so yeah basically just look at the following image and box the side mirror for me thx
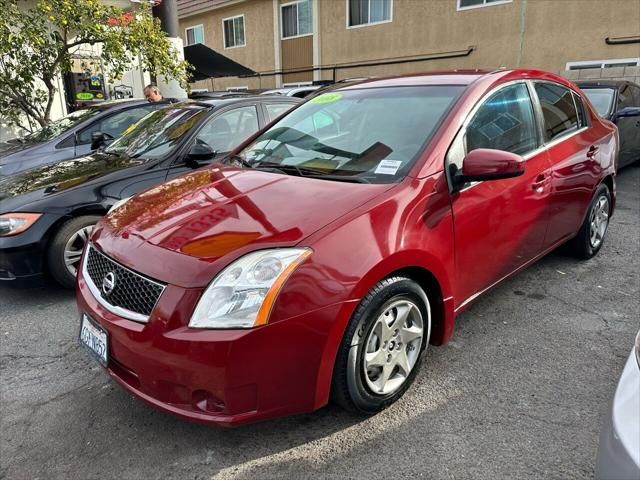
[454,148,525,186]
[90,131,113,150]
[613,106,640,120]
[186,143,215,166]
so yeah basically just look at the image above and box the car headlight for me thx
[0,213,42,237]
[189,248,312,329]
[108,196,132,214]
[635,330,640,369]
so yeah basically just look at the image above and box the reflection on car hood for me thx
[0,152,145,202]
[0,140,38,158]
[101,167,391,264]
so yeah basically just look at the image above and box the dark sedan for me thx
[0,99,176,178]
[577,80,640,169]
[0,96,300,288]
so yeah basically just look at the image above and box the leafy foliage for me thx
[0,0,190,130]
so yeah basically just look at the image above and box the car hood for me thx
[0,152,146,210]
[95,166,392,288]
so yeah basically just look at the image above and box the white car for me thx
[595,330,640,479]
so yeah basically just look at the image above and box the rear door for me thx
[534,82,601,247]
[448,81,551,306]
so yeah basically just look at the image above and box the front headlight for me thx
[189,248,312,329]
[0,213,42,237]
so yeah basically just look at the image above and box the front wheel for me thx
[331,277,431,415]
[47,215,101,288]
[568,183,611,259]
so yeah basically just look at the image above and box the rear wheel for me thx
[47,215,101,288]
[568,183,611,259]
[331,277,431,415]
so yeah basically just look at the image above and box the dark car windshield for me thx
[21,108,102,143]
[235,85,464,183]
[105,106,207,159]
[581,87,616,117]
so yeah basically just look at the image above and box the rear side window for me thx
[618,84,633,109]
[265,103,296,122]
[466,83,538,156]
[534,82,579,141]
[572,92,588,128]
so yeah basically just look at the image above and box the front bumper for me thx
[77,271,348,427]
[0,212,62,285]
[595,349,640,479]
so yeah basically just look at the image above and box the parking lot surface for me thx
[1,164,638,480]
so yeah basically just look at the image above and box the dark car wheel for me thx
[569,183,611,259]
[331,276,431,415]
[47,215,101,289]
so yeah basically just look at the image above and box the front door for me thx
[616,83,640,167]
[448,82,552,307]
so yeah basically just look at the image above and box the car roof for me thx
[86,99,155,111]
[575,79,638,89]
[197,95,301,107]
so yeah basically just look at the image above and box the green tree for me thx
[0,0,190,131]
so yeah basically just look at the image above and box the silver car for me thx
[595,330,640,479]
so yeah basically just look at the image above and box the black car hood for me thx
[0,152,147,209]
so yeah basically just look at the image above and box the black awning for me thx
[183,43,255,81]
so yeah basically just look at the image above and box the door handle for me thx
[586,145,599,158]
[532,173,547,191]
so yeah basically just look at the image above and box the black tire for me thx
[568,183,611,259]
[47,215,101,289]
[331,276,431,415]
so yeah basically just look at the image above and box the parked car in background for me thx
[75,70,617,427]
[577,80,640,169]
[260,85,321,98]
[595,330,640,479]
[0,99,175,177]
[0,96,300,288]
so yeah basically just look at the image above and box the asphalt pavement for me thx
[1,164,638,480]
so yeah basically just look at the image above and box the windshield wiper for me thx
[253,161,370,183]
[225,153,254,169]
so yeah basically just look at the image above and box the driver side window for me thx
[448,83,538,172]
[195,106,259,153]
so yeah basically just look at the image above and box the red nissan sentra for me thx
[77,70,617,427]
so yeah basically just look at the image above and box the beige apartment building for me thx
[177,0,640,91]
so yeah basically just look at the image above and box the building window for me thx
[566,58,640,70]
[281,0,312,39]
[223,15,245,49]
[185,25,204,45]
[348,0,392,27]
[457,0,512,11]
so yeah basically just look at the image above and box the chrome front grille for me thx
[83,245,165,322]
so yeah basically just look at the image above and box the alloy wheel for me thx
[589,196,609,249]
[362,299,424,395]
[63,225,94,277]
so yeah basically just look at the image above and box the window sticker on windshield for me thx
[310,92,342,104]
[123,123,137,135]
[375,159,402,175]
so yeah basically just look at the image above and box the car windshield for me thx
[581,88,616,117]
[235,85,465,183]
[105,106,207,159]
[20,108,101,143]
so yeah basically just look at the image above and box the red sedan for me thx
[77,69,617,426]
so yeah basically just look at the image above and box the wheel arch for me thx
[314,253,456,410]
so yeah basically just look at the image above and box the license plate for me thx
[79,314,108,367]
